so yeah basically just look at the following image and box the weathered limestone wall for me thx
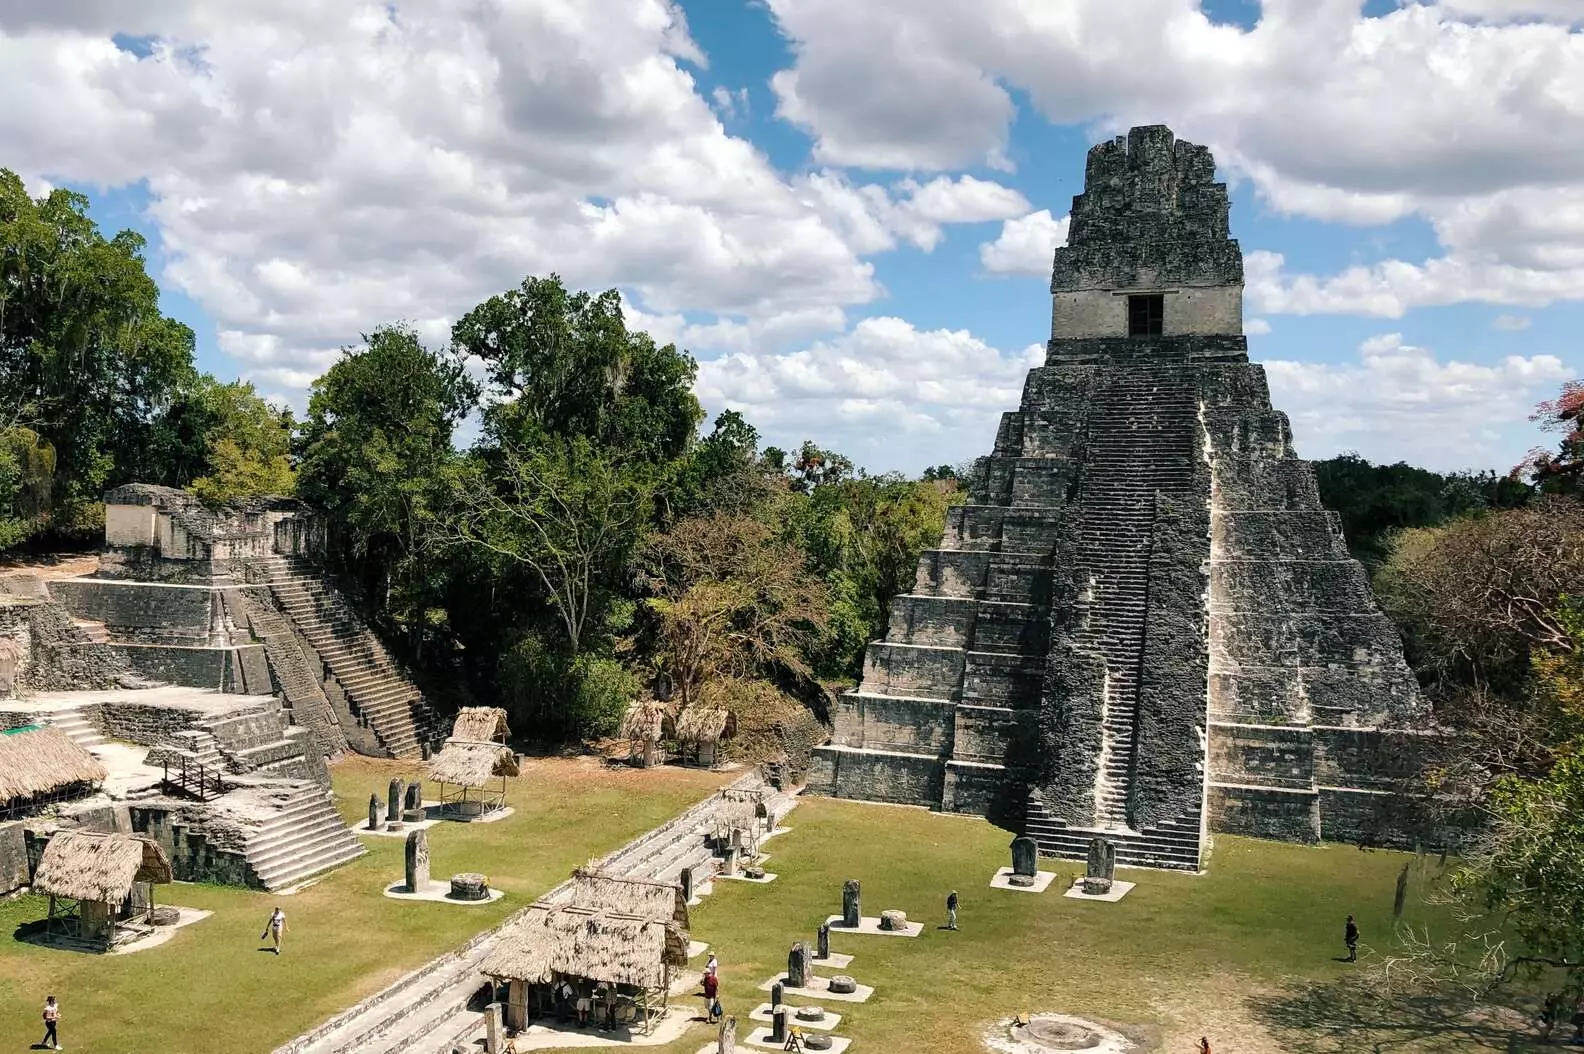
[1051,286,1242,339]
[129,803,255,886]
[0,822,29,895]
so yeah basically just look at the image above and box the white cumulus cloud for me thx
[979,210,1071,275]
[1264,332,1572,471]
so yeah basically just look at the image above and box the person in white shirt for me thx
[260,906,286,954]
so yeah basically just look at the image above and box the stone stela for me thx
[405,829,430,893]
[840,879,860,927]
[806,124,1429,872]
[386,778,404,831]
[1010,836,1039,885]
[1083,837,1116,895]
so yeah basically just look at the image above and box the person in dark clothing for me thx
[1344,915,1359,962]
[946,890,959,930]
[702,970,720,1023]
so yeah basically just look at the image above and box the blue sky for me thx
[10,0,1580,476]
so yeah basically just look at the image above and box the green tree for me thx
[451,274,702,461]
[187,379,296,503]
[296,325,476,617]
[440,437,651,658]
[0,169,196,538]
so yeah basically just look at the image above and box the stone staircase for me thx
[241,589,349,757]
[43,707,108,754]
[244,785,367,891]
[1024,792,1203,871]
[260,555,434,760]
[275,773,789,1054]
[1070,364,1196,829]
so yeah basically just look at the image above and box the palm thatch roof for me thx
[674,706,736,745]
[567,869,689,928]
[427,741,520,788]
[0,725,107,805]
[33,831,172,903]
[479,904,688,989]
[712,797,759,838]
[619,700,670,743]
[450,706,509,743]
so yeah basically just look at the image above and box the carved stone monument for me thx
[1083,837,1116,895]
[484,1001,503,1054]
[367,793,381,831]
[771,981,784,1008]
[828,975,857,995]
[1011,836,1039,879]
[771,1007,788,1045]
[804,1034,833,1051]
[405,829,430,893]
[717,1015,736,1054]
[879,909,908,931]
[403,780,424,823]
[816,922,830,960]
[841,879,860,927]
[787,941,811,988]
[386,777,405,830]
[680,865,695,904]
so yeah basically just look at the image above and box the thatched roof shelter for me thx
[620,700,669,742]
[479,904,688,990]
[566,869,689,929]
[33,831,172,904]
[674,706,735,745]
[0,725,107,806]
[450,706,509,743]
[426,741,520,789]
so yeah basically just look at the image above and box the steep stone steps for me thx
[259,555,434,760]
[1025,795,1203,871]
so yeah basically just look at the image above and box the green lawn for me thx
[1,773,1525,1054]
[0,755,726,1054]
[646,799,1514,1054]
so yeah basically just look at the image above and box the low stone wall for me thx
[48,579,227,642]
[130,804,254,886]
[808,745,943,807]
[0,822,29,896]
[99,701,203,745]
[1206,782,1319,842]
[832,693,955,755]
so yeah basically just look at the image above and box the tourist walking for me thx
[946,889,959,930]
[702,969,720,1024]
[261,906,286,954]
[40,994,61,1050]
[1343,914,1359,962]
[1197,1037,1212,1054]
[706,951,718,977]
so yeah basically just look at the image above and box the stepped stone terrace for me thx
[0,483,444,893]
[807,125,1429,871]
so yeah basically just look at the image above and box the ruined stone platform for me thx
[823,914,923,937]
[989,868,1058,893]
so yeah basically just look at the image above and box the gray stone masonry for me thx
[808,125,1429,868]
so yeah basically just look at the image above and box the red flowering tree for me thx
[1515,380,1584,494]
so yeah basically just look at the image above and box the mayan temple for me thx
[806,125,1428,870]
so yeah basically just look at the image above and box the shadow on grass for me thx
[1247,976,1545,1053]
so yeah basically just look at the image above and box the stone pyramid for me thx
[807,125,1427,870]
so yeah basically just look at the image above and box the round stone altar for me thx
[878,909,908,931]
[827,975,857,994]
[449,872,491,901]
[795,1006,826,1022]
[984,1014,1135,1054]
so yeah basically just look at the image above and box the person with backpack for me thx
[702,969,720,1024]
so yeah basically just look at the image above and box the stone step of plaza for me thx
[275,772,789,1054]
[43,707,108,753]
[71,619,112,644]
[245,788,367,891]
